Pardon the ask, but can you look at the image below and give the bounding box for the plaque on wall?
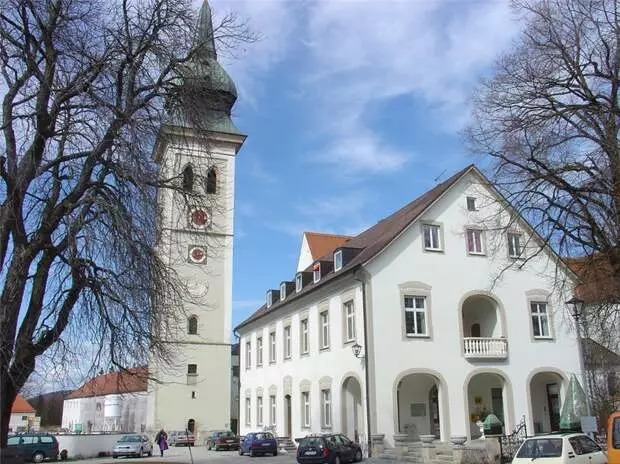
[410,403,426,417]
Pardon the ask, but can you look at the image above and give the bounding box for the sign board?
[580,416,598,433]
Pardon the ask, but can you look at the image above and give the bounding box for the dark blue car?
[238,432,278,457]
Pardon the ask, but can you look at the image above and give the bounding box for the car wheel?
[334,455,341,464]
[249,449,255,457]
[354,449,362,462]
[113,455,118,459]
[273,450,278,456]
[238,448,244,456]
[32,452,45,463]
[148,449,153,457]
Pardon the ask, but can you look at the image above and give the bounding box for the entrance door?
[285,395,292,437]
[491,388,505,429]
[546,383,560,432]
[429,385,440,438]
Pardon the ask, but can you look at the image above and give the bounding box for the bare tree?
[0,0,253,447]
[466,0,619,285]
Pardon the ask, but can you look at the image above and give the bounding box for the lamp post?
[351,341,372,458]
[565,296,592,417]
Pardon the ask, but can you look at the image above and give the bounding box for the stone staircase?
[276,436,297,453]
[378,441,455,463]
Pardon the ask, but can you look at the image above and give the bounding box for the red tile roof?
[66,367,148,399]
[236,164,475,330]
[11,395,35,414]
[304,232,353,261]
[566,254,620,304]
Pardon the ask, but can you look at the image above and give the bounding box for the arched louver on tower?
[182,165,194,192]
[206,168,217,194]
[188,315,198,335]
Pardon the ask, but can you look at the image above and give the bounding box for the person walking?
[155,429,168,457]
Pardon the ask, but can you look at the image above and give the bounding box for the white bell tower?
[147,0,246,437]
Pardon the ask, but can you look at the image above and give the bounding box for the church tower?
[147,0,245,437]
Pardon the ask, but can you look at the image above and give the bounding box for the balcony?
[463,337,508,359]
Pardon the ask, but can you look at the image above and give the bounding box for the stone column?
[450,436,467,464]
[393,433,409,457]
[420,435,436,462]
[371,434,385,456]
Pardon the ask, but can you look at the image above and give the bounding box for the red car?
[206,430,239,451]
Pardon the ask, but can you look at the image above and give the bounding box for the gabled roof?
[11,395,35,414]
[584,338,620,369]
[304,232,353,261]
[566,254,619,304]
[235,164,475,331]
[66,367,148,399]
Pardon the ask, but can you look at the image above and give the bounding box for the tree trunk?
[0,375,17,449]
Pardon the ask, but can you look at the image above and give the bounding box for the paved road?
[65,446,390,464]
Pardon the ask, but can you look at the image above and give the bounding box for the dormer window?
[467,197,477,211]
[296,274,303,293]
[266,290,273,308]
[280,283,286,301]
[334,250,343,272]
[313,263,321,283]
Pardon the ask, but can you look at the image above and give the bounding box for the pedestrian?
[155,429,168,457]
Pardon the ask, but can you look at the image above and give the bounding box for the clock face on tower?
[189,208,210,228]
[188,245,207,264]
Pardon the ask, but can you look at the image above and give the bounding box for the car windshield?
[516,438,563,458]
[119,435,141,443]
[300,437,323,447]
[255,433,274,440]
[219,431,234,437]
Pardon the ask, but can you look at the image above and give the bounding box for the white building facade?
[236,166,582,448]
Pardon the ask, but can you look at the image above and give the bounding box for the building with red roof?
[9,395,39,432]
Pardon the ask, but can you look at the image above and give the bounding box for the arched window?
[188,316,198,335]
[206,168,217,194]
[182,165,194,192]
[187,418,195,433]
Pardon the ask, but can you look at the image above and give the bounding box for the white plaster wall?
[62,394,147,433]
[54,433,128,458]
[9,412,35,432]
[239,277,366,441]
[297,234,313,272]
[366,172,580,444]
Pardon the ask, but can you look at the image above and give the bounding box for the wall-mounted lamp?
[566,296,585,320]
[352,342,364,359]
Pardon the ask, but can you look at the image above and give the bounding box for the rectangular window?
[467,229,484,254]
[531,302,550,338]
[280,283,286,301]
[302,392,310,427]
[283,325,292,359]
[320,310,330,349]
[508,233,522,258]
[334,250,343,272]
[269,395,276,426]
[256,337,263,367]
[187,364,197,374]
[245,398,251,426]
[344,300,356,342]
[300,319,309,354]
[296,274,303,292]
[257,396,263,426]
[266,290,273,308]
[467,196,477,211]
[269,332,276,363]
[423,224,441,251]
[245,341,251,369]
[321,389,332,428]
[404,295,427,336]
[313,263,321,283]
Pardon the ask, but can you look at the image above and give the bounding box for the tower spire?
[196,1,217,61]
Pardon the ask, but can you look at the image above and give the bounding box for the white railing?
[463,337,508,358]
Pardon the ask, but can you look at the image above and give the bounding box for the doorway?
[546,383,560,432]
[187,418,195,434]
[429,385,440,438]
[284,395,291,437]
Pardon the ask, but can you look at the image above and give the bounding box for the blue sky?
[209,0,522,329]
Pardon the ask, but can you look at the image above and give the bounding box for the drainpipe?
[355,270,373,458]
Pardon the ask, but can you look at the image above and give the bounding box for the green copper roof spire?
[197,0,217,61]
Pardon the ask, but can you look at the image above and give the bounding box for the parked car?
[206,430,239,450]
[169,430,195,447]
[112,434,153,458]
[512,432,607,464]
[296,434,363,464]
[608,411,619,464]
[6,433,59,463]
[238,432,278,457]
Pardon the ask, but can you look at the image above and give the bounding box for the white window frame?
[531,302,551,338]
[334,250,343,272]
[423,224,442,251]
[245,341,251,369]
[466,196,477,211]
[321,389,332,428]
[344,300,356,342]
[300,319,309,355]
[266,291,273,308]
[269,395,276,426]
[256,337,263,367]
[466,228,485,255]
[257,396,263,426]
[508,232,522,258]
[313,263,321,283]
[280,283,286,301]
[320,310,330,350]
[245,398,251,426]
[296,274,303,293]
[283,325,291,359]
[302,392,310,428]
[269,331,276,364]
[403,295,428,337]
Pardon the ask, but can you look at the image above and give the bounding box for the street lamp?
[565,296,592,417]
[351,342,364,359]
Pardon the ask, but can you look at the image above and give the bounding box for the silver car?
[112,434,153,458]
